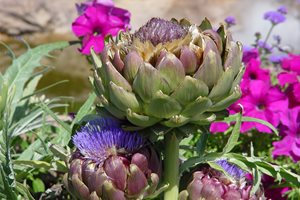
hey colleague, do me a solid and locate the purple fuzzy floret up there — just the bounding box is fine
[73,118,145,163]
[216,159,245,179]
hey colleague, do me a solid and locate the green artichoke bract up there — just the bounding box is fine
[64,119,161,200]
[91,18,244,127]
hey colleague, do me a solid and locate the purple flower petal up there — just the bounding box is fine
[263,11,286,25]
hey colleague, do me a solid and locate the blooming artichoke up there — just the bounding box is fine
[179,160,265,200]
[91,17,244,127]
[64,118,161,200]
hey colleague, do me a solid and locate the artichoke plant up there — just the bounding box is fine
[91,17,244,128]
[64,118,161,200]
[179,160,265,200]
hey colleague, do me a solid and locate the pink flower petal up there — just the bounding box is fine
[72,15,93,36]
[210,122,230,133]
[248,80,269,101]
[272,136,294,157]
[277,72,298,86]
[80,35,105,55]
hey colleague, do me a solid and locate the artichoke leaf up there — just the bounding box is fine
[126,109,160,127]
[132,63,167,103]
[161,115,190,127]
[181,96,212,117]
[157,53,185,92]
[191,113,216,125]
[171,76,208,106]
[230,65,245,93]
[224,41,243,76]
[99,95,126,119]
[104,62,132,92]
[144,91,182,118]
[208,67,235,102]
[109,82,141,112]
[194,49,223,89]
[207,86,242,112]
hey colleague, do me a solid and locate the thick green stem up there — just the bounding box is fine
[164,132,179,200]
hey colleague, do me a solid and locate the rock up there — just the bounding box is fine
[0,0,80,35]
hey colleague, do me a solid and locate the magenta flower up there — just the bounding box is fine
[262,175,290,200]
[272,106,300,162]
[281,54,300,75]
[238,80,288,133]
[243,59,270,82]
[242,46,259,63]
[72,4,130,55]
[210,122,230,133]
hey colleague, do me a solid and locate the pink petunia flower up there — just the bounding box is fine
[240,59,270,95]
[272,106,300,162]
[72,4,130,55]
[209,122,230,133]
[237,80,288,133]
[262,175,290,200]
[242,46,259,63]
[281,54,300,75]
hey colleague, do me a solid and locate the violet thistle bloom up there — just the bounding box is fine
[269,54,287,64]
[257,40,273,53]
[64,118,161,199]
[224,16,236,27]
[76,0,114,15]
[215,159,245,180]
[179,162,264,200]
[277,6,288,15]
[273,35,281,44]
[263,10,286,25]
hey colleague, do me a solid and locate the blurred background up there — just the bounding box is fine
[0,0,299,111]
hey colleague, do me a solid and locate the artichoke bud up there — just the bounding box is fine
[179,160,265,200]
[64,118,162,200]
[92,17,243,128]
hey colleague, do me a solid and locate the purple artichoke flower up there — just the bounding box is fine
[64,118,161,200]
[179,161,265,200]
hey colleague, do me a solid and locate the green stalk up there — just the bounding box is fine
[263,24,275,45]
[164,132,179,200]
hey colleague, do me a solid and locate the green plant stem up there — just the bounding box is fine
[263,24,275,45]
[164,132,179,200]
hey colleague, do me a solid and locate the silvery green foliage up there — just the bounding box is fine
[0,41,69,199]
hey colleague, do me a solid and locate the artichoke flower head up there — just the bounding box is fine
[179,160,265,200]
[91,17,244,128]
[64,118,161,200]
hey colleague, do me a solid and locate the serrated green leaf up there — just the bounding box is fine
[32,178,45,193]
[223,114,279,135]
[3,41,69,114]
[71,93,96,126]
[13,160,51,170]
[224,153,300,187]
[251,166,261,195]
[179,152,224,175]
[222,111,242,153]
[16,182,34,200]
